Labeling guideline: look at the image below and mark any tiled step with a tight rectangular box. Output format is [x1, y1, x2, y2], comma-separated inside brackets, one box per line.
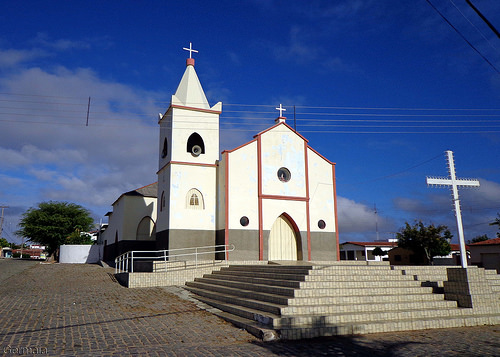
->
[276, 307, 479, 329]
[280, 299, 458, 315]
[186, 280, 290, 305]
[209, 272, 304, 288]
[294, 286, 435, 297]
[185, 285, 284, 316]
[212, 270, 307, 282]
[187, 289, 481, 331]
[185, 263, 500, 340]
[206, 272, 427, 290]
[288, 292, 449, 305]
[191, 276, 296, 296]
[187, 282, 457, 317]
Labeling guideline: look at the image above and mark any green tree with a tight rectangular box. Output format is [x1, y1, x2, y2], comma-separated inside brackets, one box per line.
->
[396, 221, 452, 265]
[468, 234, 489, 244]
[490, 214, 500, 238]
[16, 201, 94, 255]
[0, 237, 9, 248]
[66, 227, 93, 245]
[372, 247, 386, 257]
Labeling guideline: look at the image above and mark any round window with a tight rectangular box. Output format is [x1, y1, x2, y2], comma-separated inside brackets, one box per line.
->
[277, 167, 291, 182]
[318, 220, 326, 229]
[240, 216, 249, 227]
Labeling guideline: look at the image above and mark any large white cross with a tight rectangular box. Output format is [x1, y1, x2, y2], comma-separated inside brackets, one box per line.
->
[426, 150, 480, 268]
[183, 42, 198, 58]
[276, 104, 286, 117]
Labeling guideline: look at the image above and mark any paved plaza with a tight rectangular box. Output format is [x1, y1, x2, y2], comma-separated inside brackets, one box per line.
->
[0, 259, 499, 356]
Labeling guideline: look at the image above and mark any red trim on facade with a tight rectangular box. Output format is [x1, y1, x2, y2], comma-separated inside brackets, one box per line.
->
[332, 164, 340, 261]
[224, 153, 229, 260]
[307, 145, 336, 166]
[221, 138, 257, 154]
[280, 212, 300, 233]
[304, 141, 311, 261]
[260, 194, 308, 202]
[157, 161, 217, 174]
[171, 104, 222, 115]
[257, 136, 263, 260]
[253, 122, 309, 143]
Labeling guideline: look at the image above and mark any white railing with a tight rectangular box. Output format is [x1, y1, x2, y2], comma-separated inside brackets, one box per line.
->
[115, 244, 235, 274]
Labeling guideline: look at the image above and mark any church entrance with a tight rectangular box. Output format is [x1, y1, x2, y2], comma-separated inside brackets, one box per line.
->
[268, 214, 301, 260]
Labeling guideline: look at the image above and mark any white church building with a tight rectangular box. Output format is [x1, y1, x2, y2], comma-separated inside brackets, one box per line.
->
[101, 47, 339, 262]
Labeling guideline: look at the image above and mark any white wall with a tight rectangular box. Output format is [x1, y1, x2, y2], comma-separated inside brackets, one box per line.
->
[59, 244, 100, 264]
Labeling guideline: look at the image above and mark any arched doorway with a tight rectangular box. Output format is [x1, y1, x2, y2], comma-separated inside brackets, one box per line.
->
[268, 214, 302, 260]
[136, 216, 156, 241]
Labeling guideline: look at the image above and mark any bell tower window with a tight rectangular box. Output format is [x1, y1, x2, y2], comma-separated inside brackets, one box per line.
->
[187, 132, 205, 156]
[161, 138, 168, 158]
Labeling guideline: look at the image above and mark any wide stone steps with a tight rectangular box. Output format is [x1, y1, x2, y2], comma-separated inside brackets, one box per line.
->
[185, 263, 500, 340]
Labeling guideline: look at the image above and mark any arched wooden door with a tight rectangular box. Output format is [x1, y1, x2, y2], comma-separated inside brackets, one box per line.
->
[268, 214, 300, 260]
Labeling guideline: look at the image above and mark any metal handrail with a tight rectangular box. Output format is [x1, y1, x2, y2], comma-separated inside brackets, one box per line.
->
[115, 244, 235, 274]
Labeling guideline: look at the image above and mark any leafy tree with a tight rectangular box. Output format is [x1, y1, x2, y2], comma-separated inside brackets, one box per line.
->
[396, 221, 452, 265]
[490, 214, 500, 238]
[468, 234, 489, 244]
[66, 227, 93, 245]
[0, 237, 9, 248]
[16, 201, 94, 255]
[372, 247, 386, 257]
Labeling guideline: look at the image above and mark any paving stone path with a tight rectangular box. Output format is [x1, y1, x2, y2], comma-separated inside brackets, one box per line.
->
[0, 259, 499, 356]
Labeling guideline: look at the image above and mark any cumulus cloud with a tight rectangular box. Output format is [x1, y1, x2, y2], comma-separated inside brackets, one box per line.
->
[337, 196, 395, 241]
[0, 48, 49, 68]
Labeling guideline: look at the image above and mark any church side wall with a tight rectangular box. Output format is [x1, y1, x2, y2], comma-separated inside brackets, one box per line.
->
[307, 148, 337, 260]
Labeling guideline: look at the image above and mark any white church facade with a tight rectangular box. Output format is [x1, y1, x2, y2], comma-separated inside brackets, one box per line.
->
[101, 49, 339, 262]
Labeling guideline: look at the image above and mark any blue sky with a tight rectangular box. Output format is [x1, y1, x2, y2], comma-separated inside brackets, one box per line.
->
[1, 0, 499, 244]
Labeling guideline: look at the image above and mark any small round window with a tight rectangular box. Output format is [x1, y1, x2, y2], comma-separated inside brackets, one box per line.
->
[277, 167, 291, 182]
[240, 216, 249, 227]
[318, 220, 326, 229]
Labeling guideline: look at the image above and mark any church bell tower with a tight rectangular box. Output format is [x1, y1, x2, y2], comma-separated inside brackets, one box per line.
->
[156, 43, 222, 251]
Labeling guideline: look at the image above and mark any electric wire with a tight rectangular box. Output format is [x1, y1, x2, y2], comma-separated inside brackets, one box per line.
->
[425, 0, 500, 75]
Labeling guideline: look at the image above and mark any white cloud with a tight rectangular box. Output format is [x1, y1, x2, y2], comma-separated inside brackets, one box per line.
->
[0, 48, 49, 68]
[337, 196, 394, 241]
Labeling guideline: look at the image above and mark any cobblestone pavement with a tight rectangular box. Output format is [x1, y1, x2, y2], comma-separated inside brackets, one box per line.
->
[0, 259, 499, 356]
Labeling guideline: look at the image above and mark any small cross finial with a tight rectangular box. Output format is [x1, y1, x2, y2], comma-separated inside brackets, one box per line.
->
[276, 104, 286, 117]
[183, 42, 198, 59]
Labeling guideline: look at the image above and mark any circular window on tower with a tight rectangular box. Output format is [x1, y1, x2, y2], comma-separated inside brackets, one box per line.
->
[240, 216, 249, 227]
[277, 167, 291, 182]
[318, 220, 326, 229]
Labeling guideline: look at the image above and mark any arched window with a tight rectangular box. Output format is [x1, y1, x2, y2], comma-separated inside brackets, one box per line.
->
[186, 132, 205, 156]
[161, 137, 168, 158]
[186, 188, 204, 210]
[160, 191, 165, 212]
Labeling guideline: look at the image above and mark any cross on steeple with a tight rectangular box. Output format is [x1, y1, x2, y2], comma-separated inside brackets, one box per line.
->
[276, 104, 286, 117]
[183, 42, 198, 59]
[426, 150, 480, 268]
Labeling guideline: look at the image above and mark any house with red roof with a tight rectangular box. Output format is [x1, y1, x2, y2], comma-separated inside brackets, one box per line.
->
[339, 241, 397, 262]
[468, 237, 500, 273]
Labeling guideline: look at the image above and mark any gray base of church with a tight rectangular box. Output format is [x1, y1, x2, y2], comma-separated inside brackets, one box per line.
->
[156, 229, 223, 260]
[217, 229, 338, 261]
[103, 240, 156, 263]
[156, 229, 337, 261]
[309, 231, 338, 261]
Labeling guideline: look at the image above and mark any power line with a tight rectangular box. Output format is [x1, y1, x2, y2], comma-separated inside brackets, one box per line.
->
[465, 0, 500, 39]
[425, 0, 500, 75]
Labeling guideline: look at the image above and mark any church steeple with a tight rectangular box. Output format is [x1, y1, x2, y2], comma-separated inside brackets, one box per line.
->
[171, 42, 210, 109]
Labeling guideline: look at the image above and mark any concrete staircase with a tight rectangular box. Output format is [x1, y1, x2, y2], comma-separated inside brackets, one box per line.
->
[185, 263, 500, 340]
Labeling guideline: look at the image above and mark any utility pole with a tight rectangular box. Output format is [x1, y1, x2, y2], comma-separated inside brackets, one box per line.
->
[0, 206, 8, 239]
[374, 204, 380, 241]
